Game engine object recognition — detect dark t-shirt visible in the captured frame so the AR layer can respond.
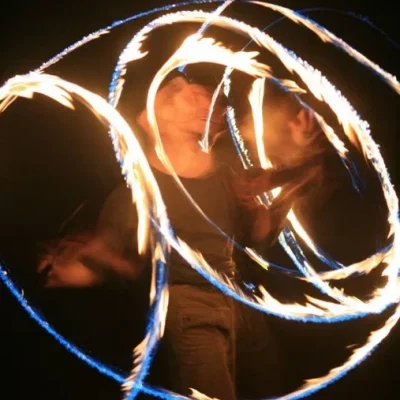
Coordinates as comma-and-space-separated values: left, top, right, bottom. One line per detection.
96, 164, 238, 285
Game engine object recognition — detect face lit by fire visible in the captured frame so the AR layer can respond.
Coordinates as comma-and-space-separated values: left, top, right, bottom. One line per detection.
137, 76, 226, 141
242, 104, 321, 167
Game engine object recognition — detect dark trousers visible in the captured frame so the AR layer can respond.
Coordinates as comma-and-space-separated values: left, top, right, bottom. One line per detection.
163, 284, 236, 400
235, 302, 284, 397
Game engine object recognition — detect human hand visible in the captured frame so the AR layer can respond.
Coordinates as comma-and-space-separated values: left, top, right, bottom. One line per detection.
232, 168, 276, 211
37, 232, 101, 288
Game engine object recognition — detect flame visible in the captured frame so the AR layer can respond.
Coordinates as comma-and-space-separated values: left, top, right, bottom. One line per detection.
1, 2, 399, 399
248, 77, 269, 170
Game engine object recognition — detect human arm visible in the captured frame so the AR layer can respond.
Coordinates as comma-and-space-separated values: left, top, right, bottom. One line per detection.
37, 184, 144, 288
233, 162, 323, 245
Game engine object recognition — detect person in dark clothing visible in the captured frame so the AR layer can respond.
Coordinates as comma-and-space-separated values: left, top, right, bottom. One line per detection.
36, 75, 324, 398
37, 74, 241, 400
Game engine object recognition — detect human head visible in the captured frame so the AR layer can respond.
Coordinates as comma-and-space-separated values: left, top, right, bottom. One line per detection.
239, 80, 324, 167
136, 73, 227, 146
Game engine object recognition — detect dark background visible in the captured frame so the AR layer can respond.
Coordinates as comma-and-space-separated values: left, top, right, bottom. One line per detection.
0, 1, 399, 399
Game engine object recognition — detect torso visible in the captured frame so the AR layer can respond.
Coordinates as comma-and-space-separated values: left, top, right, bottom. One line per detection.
151, 164, 237, 285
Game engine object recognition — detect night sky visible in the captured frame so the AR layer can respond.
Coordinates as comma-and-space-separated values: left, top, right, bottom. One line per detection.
0, 1, 399, 399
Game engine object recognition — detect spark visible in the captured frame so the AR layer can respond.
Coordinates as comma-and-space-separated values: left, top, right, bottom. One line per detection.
0, 72, 173, 399
99, 6, 400, 398
113, 9, 400, 317
1, 2, 399, 399
250, 1, 400, 95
